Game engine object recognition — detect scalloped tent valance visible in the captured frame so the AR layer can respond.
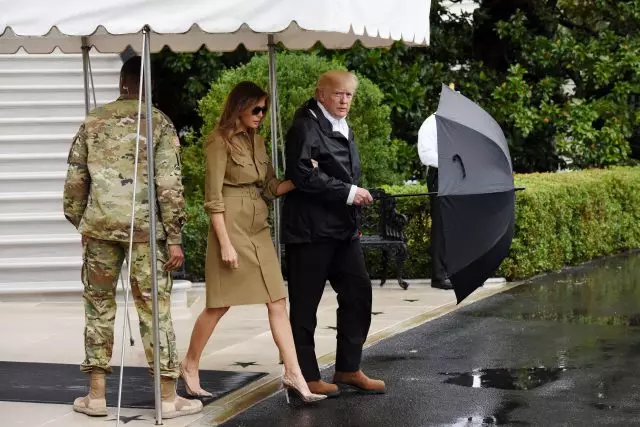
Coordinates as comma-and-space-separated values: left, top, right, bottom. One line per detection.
0, 0, 431, 53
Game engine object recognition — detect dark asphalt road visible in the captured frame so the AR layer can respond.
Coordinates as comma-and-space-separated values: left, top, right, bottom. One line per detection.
223, 253, 640, 426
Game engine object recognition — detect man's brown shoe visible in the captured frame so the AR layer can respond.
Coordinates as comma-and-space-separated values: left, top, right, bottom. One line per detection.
333, 370, 386, 394
307, 380, 340, 398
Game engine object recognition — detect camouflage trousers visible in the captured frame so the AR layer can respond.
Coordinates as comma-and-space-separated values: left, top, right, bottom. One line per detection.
80, 237, 179, 378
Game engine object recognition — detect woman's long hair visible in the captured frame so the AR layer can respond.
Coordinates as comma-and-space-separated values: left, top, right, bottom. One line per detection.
215, 81, 269, 152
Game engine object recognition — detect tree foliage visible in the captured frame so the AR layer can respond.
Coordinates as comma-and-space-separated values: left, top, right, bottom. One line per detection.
153, 0, 640, 177
320, 0, 640, 172
151, 47, 253, 135
486, 0, 640, 169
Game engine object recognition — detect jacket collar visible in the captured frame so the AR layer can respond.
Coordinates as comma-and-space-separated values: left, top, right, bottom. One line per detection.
304, 99, 352, 141
317, 101, 348, 129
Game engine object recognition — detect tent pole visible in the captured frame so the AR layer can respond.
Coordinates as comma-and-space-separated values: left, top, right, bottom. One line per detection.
277, 89, 286, 167
115, 32, 147, 427
81, 37, 91, 116
268, 35, 282, 263
142, 27, 163, 426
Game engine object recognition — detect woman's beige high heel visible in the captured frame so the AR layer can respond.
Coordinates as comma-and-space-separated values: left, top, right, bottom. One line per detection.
179, 362, 214, 398
281, 376, 327, 404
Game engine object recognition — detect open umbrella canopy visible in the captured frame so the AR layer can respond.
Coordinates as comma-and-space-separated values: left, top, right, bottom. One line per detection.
434, 84, 516, 303
0, 0, 431, 53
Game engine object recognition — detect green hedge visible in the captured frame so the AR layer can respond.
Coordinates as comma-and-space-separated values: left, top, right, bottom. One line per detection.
182, 167, 640, 282
378, 166, 640, 281
498, 167, 640, 279
182, 194, 207, 280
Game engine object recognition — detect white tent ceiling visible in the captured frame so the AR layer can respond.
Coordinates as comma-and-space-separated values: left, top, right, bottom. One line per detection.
0, 0, 431, 53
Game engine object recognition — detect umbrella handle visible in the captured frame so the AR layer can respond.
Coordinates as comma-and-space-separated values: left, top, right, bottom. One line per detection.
452, 154, 466, 179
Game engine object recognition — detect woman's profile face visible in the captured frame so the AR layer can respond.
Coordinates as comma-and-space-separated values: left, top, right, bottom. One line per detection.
239, 97, 268, 130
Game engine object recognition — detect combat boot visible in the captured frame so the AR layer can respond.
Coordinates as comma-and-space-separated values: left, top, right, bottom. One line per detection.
161, 377, 203, 419
73, 369, 108, 417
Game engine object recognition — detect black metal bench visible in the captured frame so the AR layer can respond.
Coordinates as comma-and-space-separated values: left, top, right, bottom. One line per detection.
360, 188, 410, 290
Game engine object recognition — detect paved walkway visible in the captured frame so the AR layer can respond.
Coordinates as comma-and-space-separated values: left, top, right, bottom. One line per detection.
222, 253, 640, 427
0, 279, 514, 427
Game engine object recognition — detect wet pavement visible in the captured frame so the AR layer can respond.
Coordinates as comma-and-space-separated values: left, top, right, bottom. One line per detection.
222, 253, 640, 426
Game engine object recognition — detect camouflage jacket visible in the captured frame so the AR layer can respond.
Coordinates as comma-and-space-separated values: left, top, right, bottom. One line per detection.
63, 96, 186, 244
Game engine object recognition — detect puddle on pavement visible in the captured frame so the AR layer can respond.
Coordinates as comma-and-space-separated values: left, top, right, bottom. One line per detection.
463, 253, 640, 327
592, 402, 616, 410
441, 367, 565, 390
449, 416, 528, 426
448, 399, 527, 426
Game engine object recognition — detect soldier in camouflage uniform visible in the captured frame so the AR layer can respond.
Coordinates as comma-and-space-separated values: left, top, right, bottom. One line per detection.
63, 56, 202, 419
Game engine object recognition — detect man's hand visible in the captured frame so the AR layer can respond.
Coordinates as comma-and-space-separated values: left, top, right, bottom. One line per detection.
353, 187, 374, 206
164, 244, 185, 272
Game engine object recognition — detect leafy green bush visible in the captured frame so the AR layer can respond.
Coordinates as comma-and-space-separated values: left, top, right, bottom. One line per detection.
181, 51, 403, 200
182, 194, 207, 281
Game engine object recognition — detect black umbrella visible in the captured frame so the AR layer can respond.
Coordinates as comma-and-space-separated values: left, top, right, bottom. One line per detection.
433, 84, 516, 304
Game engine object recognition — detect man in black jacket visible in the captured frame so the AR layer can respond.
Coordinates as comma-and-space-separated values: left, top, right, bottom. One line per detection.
282, 70, 385, 397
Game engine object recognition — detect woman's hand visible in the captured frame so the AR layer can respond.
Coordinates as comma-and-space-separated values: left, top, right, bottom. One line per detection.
276, 179, 296, 196
221, 243, 239, 269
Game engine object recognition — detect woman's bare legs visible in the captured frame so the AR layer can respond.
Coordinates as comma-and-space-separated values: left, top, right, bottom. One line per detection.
180, 306, 230, 396
266, 298, 314, 396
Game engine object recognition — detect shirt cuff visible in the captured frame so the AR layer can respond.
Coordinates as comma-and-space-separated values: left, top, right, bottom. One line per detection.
204, 200, 225, 214
167, 234, 182, 245
346, 185, 358, 205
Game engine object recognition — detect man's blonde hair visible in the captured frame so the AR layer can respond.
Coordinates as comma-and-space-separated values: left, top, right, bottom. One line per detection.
315, 70, 359, 99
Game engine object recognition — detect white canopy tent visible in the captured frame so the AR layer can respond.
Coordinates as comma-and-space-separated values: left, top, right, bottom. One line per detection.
0, 0, 430, 53
1, 1, 431, 424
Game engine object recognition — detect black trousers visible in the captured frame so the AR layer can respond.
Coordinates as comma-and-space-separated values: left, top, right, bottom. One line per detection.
286, 239, 373, 381
427, 167, 448, 283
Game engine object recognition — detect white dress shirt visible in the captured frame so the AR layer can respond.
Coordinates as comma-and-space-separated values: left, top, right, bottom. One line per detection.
417, 114, 438, 168
317, 101, 351, 140
317, 101, 358, 205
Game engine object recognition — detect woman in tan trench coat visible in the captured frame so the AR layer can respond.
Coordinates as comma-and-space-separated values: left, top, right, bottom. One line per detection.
179, 82, 325, 404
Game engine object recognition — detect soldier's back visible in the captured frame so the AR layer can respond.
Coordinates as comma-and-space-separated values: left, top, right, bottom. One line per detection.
78, 98, 171, 243
86, 99, 140, 186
